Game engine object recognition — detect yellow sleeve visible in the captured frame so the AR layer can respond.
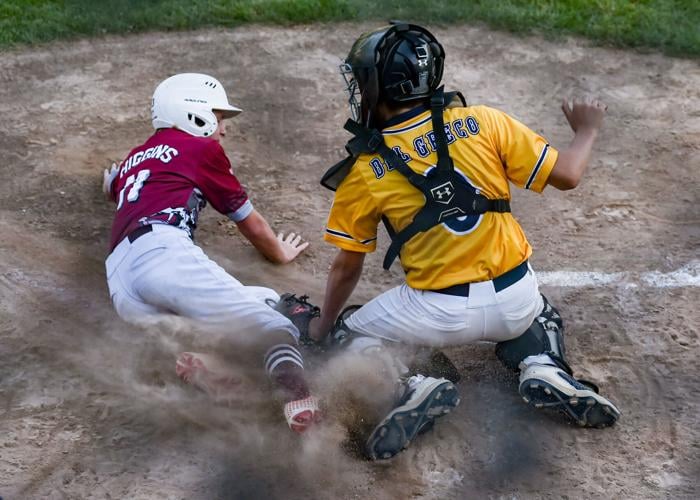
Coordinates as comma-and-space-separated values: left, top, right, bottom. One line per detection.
324, 162, 380, 253
480, 106, 559, 193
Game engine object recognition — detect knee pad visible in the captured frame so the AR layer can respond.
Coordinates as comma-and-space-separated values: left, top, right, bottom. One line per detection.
495, 295, 566, 371
539, 294, 564, 333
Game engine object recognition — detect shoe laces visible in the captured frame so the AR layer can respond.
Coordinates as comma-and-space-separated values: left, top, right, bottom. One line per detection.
285, 294, 321, 317
406, 374, 427, 390
284, 396, 321, 433
393, 374, 428, 405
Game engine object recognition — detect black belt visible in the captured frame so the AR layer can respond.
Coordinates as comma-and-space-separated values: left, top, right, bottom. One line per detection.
432, 260, 529, 297
127, 224, 153, 243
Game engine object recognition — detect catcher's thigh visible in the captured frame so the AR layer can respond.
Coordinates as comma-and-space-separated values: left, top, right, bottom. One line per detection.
344, 265, 543, 347
106, 224, 297, 340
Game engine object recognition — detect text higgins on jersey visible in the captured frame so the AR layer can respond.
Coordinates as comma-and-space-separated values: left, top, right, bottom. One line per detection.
120, 145, 179, 177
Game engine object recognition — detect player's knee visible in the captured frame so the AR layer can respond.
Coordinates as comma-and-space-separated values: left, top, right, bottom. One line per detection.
495, 321, 550, 370
495, 296, 566, 371
259, 325, 301, 350
344, 335, 385, 356
342, 333, 410, 382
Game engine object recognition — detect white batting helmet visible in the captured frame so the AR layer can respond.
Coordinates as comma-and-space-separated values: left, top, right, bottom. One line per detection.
151, 73, 242, 137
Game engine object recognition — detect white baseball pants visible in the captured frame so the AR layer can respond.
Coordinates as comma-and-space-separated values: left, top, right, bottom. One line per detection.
105, 224, 298, 340
345, 264, 544, 348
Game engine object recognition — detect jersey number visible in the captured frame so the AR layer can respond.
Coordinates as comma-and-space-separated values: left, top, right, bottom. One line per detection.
117, 169, 150, 210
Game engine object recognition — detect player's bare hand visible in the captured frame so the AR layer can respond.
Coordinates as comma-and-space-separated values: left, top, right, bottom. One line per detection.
561, 97, 607, 133
103, 162, 119, 198
276, 231, 310, 263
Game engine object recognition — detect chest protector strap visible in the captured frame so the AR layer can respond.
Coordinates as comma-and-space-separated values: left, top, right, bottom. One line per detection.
341, 87, 511, 270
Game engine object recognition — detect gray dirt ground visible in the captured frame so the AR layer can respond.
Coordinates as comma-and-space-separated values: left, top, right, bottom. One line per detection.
1, 23, 699, 499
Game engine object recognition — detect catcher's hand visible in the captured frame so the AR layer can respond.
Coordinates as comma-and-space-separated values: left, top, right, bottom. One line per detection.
561, 97, 606, 133
269, 293, 321, 346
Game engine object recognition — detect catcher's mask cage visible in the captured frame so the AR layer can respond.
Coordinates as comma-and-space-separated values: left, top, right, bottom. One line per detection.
340, 23, 445, 127
151, 73, 242, 138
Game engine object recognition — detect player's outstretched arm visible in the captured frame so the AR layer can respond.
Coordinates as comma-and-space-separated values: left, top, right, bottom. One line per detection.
309, 249, 365, 342
102, 162, 119, 201
235, 209, 309, 264
547, 97, 606, 190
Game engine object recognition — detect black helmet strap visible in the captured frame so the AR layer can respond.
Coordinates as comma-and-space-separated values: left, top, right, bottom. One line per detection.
361, 66, 380, 127
429, 88, 454, 175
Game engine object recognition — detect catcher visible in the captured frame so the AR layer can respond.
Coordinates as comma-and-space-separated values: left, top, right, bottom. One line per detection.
307, 23, 620, 459
103, 73, 320, 432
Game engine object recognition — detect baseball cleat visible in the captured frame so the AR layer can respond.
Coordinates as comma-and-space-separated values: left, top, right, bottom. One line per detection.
284, 396, 322, 433
175, 352, 242, 403
366, 375, 460, 460
519, 358, 620, 428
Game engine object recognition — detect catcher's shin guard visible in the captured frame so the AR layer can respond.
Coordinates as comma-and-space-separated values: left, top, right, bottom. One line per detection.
328, 304, 363, 347
495, 295, 566, 371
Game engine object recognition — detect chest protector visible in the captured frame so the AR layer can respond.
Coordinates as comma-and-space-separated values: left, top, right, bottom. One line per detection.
321, 87, 511, 270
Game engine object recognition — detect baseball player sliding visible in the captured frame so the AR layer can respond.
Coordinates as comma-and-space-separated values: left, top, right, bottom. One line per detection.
103, 73, 320, 433
308, 23, 620, 459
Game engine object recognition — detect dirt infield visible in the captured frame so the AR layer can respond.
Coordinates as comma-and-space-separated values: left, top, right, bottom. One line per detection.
1, 23, 698, 499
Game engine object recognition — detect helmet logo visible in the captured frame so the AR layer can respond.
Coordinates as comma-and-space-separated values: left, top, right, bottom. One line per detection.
431, 182, 455, 204
416, 44, 430, 67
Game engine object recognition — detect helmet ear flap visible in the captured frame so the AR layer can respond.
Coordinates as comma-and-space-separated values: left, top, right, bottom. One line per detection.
360, 67, 381, 127
186, 109, 218, 137
429, 41, 443, 58
428, 41, 445, 89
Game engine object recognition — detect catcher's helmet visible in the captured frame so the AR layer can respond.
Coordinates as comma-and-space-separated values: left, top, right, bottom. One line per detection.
151, 73, 242, 138
341, 23, 444, 126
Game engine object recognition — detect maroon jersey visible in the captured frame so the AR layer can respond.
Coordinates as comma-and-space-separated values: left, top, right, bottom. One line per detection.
108, 128, 251, 251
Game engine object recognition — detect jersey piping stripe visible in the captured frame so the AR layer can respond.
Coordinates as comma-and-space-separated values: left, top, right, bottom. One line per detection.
326, 228, 377, 245
383, 115, 432, 135
525, 144, 550, 190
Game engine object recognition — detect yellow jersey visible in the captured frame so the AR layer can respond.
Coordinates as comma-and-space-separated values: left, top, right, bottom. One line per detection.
324, 103, 558, 289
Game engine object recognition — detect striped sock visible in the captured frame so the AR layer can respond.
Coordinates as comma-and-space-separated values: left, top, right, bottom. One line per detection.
264, 344, 304, 374
264, 344, 309, 400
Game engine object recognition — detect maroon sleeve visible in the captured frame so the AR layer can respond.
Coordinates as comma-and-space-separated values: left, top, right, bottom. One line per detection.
195, 141, 250, 216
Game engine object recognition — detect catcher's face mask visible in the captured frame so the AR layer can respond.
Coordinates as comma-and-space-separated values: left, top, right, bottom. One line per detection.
340, 62, 361, 123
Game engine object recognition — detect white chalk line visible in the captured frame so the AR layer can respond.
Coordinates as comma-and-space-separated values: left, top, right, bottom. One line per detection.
536, 261, 699, 288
